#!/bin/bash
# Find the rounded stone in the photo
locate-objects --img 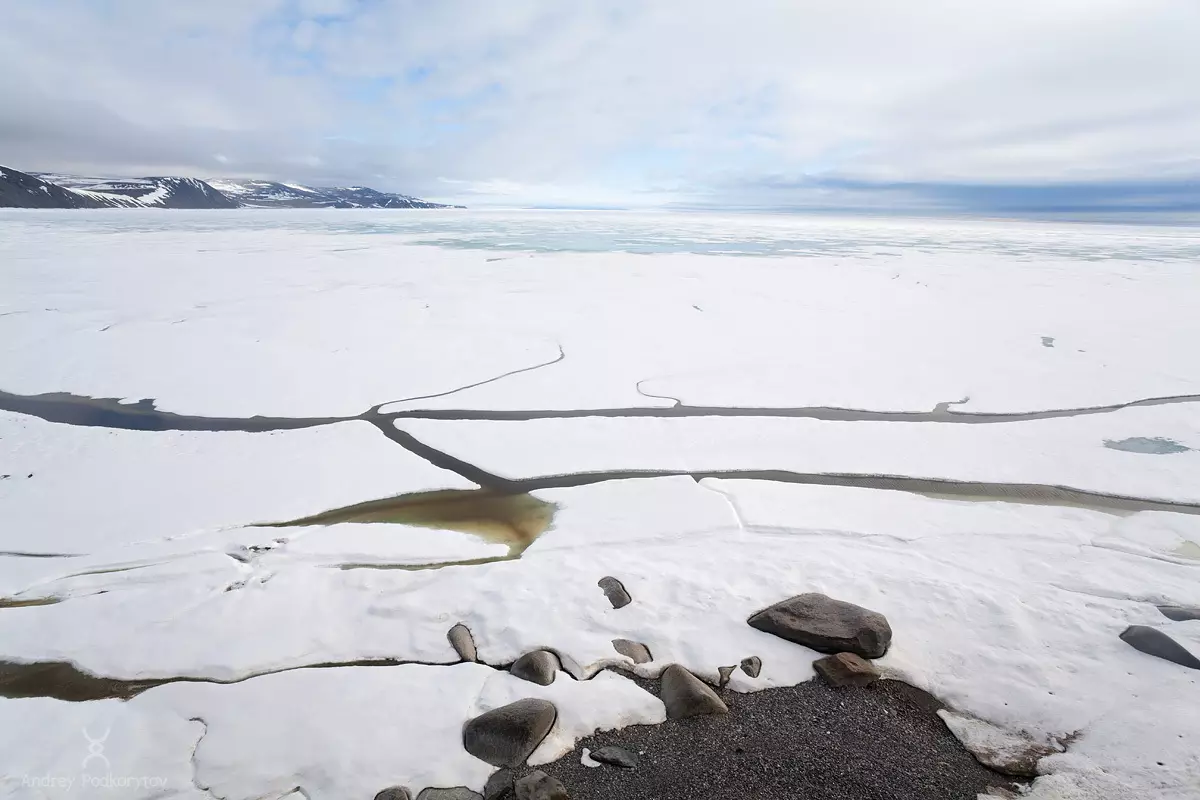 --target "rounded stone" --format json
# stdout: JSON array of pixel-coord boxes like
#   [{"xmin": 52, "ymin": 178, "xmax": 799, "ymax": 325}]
[
  {"xmin": 748, "ymin": 592, "xmax": 892, "ymax": 659},
  {"xmin": 813, "ymin": 652, "xmax": 881, "ymax": 687},
  {"xmin": 448, "ymin": 623, "xmax": 478, "ymax": 663},
  {"xmin": 514, "ymin": 770, "xmax": 569, "ymax": 800},
  {"xmin": 510, "ymin": 650, "xmax": 561, "ymax": 686},
  {"xmin": 483, "ymin": 769, "xmax": 515, "ymax": 800},
  {"xmin": 598, "ymin": 576, "xmax": 632, "ymax": 609},
  {"xmin": 660, "ymin": 664, "xmax": 728, "ymax": 719},
  {"xmin": 590, "ymin": 745, "xmax": 639, "ymax": 769},
  {"xmin": 611, "ymin": 639, "xmax": 652, "ymax": 664},
  {"xmin": 739, "ymin": 656, "xmax": 762, "ymax": 678},
  {"xmin": 374, "ymin": 788, "xmax": 412, "ymax": 800},
  {"xmin": 416, "ymin": 789, "xmax": 482, "ymax": 800},
  {"xmin": 463, "ymin": 698, "xmax": 558, "ymax": 767}
]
